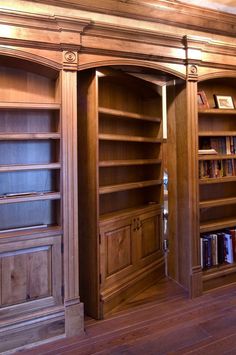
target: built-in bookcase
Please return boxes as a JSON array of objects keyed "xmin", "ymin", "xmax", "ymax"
[
  {"xmin": 78, "ymin": 67, "xmax": 165, "ymax": 319},
  {"xmin": 198, "ymin": 77, "xmax": 236, "ymax": 290},
  {"xmin": 0, "ymin": 64, "xmax": 62, "ymax": 316},
  {"xmin": 0, "ymin": 105, "xmax": 61, "ymax": 232},
  {"xmin": 98, "ymin": 74, "xmax": 163, "ymax": 217}
]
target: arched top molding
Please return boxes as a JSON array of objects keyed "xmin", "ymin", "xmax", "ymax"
[
  {"xmin": 198, "ymin": 70, "xmax": 236, "ymax": 82},
  {"xmin": 78, "ymin": 58, "xmax": 186, "ymax": 81},
  {"xmin": 0, "ymin": 46, "xmax": 61, "ymax": 78}
]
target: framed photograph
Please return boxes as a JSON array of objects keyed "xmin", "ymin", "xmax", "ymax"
[
  {"xmin": 197, "ymin": 91, "xmax": 209, "ymax": 109},
  {"xmin": 214, "ymin": 95, "xmax": 234, "ymax": 109}
]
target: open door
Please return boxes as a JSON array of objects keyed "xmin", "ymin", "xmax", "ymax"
[{"xmin": 78, "ymin": 66, "xmax": 171, "ymax": 319}]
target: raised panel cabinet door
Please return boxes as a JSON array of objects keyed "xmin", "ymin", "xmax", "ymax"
[
  {"xmin": 99, "ymin": 216, "xmax": 135, "ymax": 288},
  {"xmin": 1, "ymin": 246, "xmax": 51, "ymax": 306},
  {"xmin": 138, "ymin": 208, "xmax": 163, "ymax": 263},
  {"xmin": 0, "ymin": 236, "xmax": 62, "ymax": 307}
]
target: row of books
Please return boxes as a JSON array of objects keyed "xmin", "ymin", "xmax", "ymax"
[
  {"xmin": 199, "ymin": 136, "xmax": 236, "ymax": 155},
  {"xmin": 199, "ymin": 159, "xmax": 236, "ymax": 179},
  {"xmin": 200, "ymin": 229, "xmax": 236, "ymax": 269}
]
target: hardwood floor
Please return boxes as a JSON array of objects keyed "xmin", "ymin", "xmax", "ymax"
[{"xmin": 13, "ymin": 278, "xmax": 236, "ymax": 354}]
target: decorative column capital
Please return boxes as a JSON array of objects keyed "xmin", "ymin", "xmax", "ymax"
[{"xmin": 63, "ymin": 50, "xmax": 78, "ymax": 70}]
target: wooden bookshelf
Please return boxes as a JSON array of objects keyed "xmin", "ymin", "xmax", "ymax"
[
  {"xmin": 198, "ymin": 77, "xmax": 236, "ymax": 290},
  {"xmin": 0, "ymin": 63, "xmax": 63, "ymax": 341},
  {"xmin": 78, "ymin": 67, "xmax": 165, "ymax": 319}
]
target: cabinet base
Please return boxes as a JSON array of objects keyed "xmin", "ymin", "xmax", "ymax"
[
  {"xmin": 0, "ymin": 307, "xmax": 65, "ymax": 353},
  {"xmin": 100, "ymin": 258, "xmax": 165, "ymax": 318}
]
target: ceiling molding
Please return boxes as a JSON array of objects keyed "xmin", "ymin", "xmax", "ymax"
[{"xmin": 30, "ymin": 0, "xmax": 236, "ymax": 37}]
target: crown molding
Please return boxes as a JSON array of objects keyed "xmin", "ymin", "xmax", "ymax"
[{"xmin": 30, "ymin": 0, "xmax": 236, "ymax": 37}]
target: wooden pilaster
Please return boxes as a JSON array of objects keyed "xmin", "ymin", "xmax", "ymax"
[
  {"xmin": 61, "ymin": 50, "xmax": 84, "ymax": 336},
  {"xmin": 186, "ymin": 64, "xmax": 202, "ymax": 297}
]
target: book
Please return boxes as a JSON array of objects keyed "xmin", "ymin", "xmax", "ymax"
[
  {"xmin": 224, "ymin": 233, "xmax": 234, "ymax": 263},
  {"xmin": 229, "ymin": 229, "xmax": 236, "ymax": 261}
]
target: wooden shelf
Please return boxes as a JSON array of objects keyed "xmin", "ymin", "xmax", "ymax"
[
  {"xmin": 200, "ymin": 217, "xmax": 236, "ymax": 233},
  {"xmin": 199, "ymin": 176, "xmax": 236, "ymax": 184},
  {"xmin": 99, "ymin": 203, "xmax": 161, "ymax": 224},
  {"xmin": 0, "ymin": 103, "xmax": 60, "ymax": 110},
  {"xmin": 0, "ymin": 192, "xmax": 61, "ymax": 205},
  {"xmin": 198, "ymin": 108, "xmax": 236, "ymax": 115},
  {"xmin": 99, "ymin": 133, "xmax": 162, "ymax": 143},
  {"xmin": 99, "ymin": 159, "xmax": 162, "ymax": 167},
  {"xmin": 199, "ymin": 154, "xmax": 236, "ymax": 160},
  {"xmin": 202, "ymin": 263, "xmax": 236, "ymax": 281},
  {"xmin": 199, "ymin": 196, "xmax": 236, "ymax": 209},
  {"xmin": 0, "ymin": 133, "xmax": 60, "ymax": 140},
  {"xmin": 99, "ymin": 179, "xmax": 162, "ymax": 194},
  {"xmin": 0, "ymin": 163, "xmax": 61, "ymax": 172},
  {"xmin": 99, "ymin": 107, "xmax": 161, "ymax": 123},
  {"xmin": 0, "ymin": 225, "xmax": 62, "ymax": 239},
  {"xmin": 199, "ymin": 131, "xmax": 236, "ymax": 137}
]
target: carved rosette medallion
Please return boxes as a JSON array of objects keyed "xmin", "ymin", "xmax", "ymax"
[
  {"xmin": 63, "ymin": 50, "xmax": 78, "ymax": 70},
  {"xmin": 187, "ymin": 64, "xmax": 198, "ymax": 81}
]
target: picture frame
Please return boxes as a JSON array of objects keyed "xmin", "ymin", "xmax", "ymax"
[
  {"xmin": 197, "ymin": 91, "xmax": 209, "ymax": 109},
  {"xmin": 214, "ymin": 95, "xmax": 234, "ymax": 109}
]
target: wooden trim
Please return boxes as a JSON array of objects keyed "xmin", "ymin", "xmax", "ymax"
[
  {"xmin": 32, "ymin": 0, "xmax": 236, "ymax": 37},
  {"xmin": 61, "ymin": 69, "xmax": 83, "ymax": 336}
]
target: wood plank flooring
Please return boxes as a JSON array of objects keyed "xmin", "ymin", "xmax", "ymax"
[{"xmin": 13, "ymin": 278, "xmax": 236, "ymax": 354}]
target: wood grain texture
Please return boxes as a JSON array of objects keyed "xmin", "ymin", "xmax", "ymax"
[
  {"xmin": 15, "ymin": 280, "xmax": 236, "ymax": 355},
  {"xmin": 61, "ymin": 69, "xmax": 83, "ymax": 336}
]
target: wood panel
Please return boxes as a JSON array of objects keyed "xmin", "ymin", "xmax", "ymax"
[
  {"xmin": 0, "ymin": 235, "xmax": 62, "ymax": 308},
  {"xmin": 1, "ymin": 246, "xmax": 51, "ymax": 306},
  {"xmin": 104, "ymin": 225, "xmax": 132, "ymax": 277},
  {"xmin": 140, "ymin": 212, "xmax": 161, "ymax": 259},
  {"xmin": 0, "ymin": 66, "xmax": 58, "ymax": 103},
  {"xmin": 77, "ymin": 69, "xmax": 100, "ymax": 319}
]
